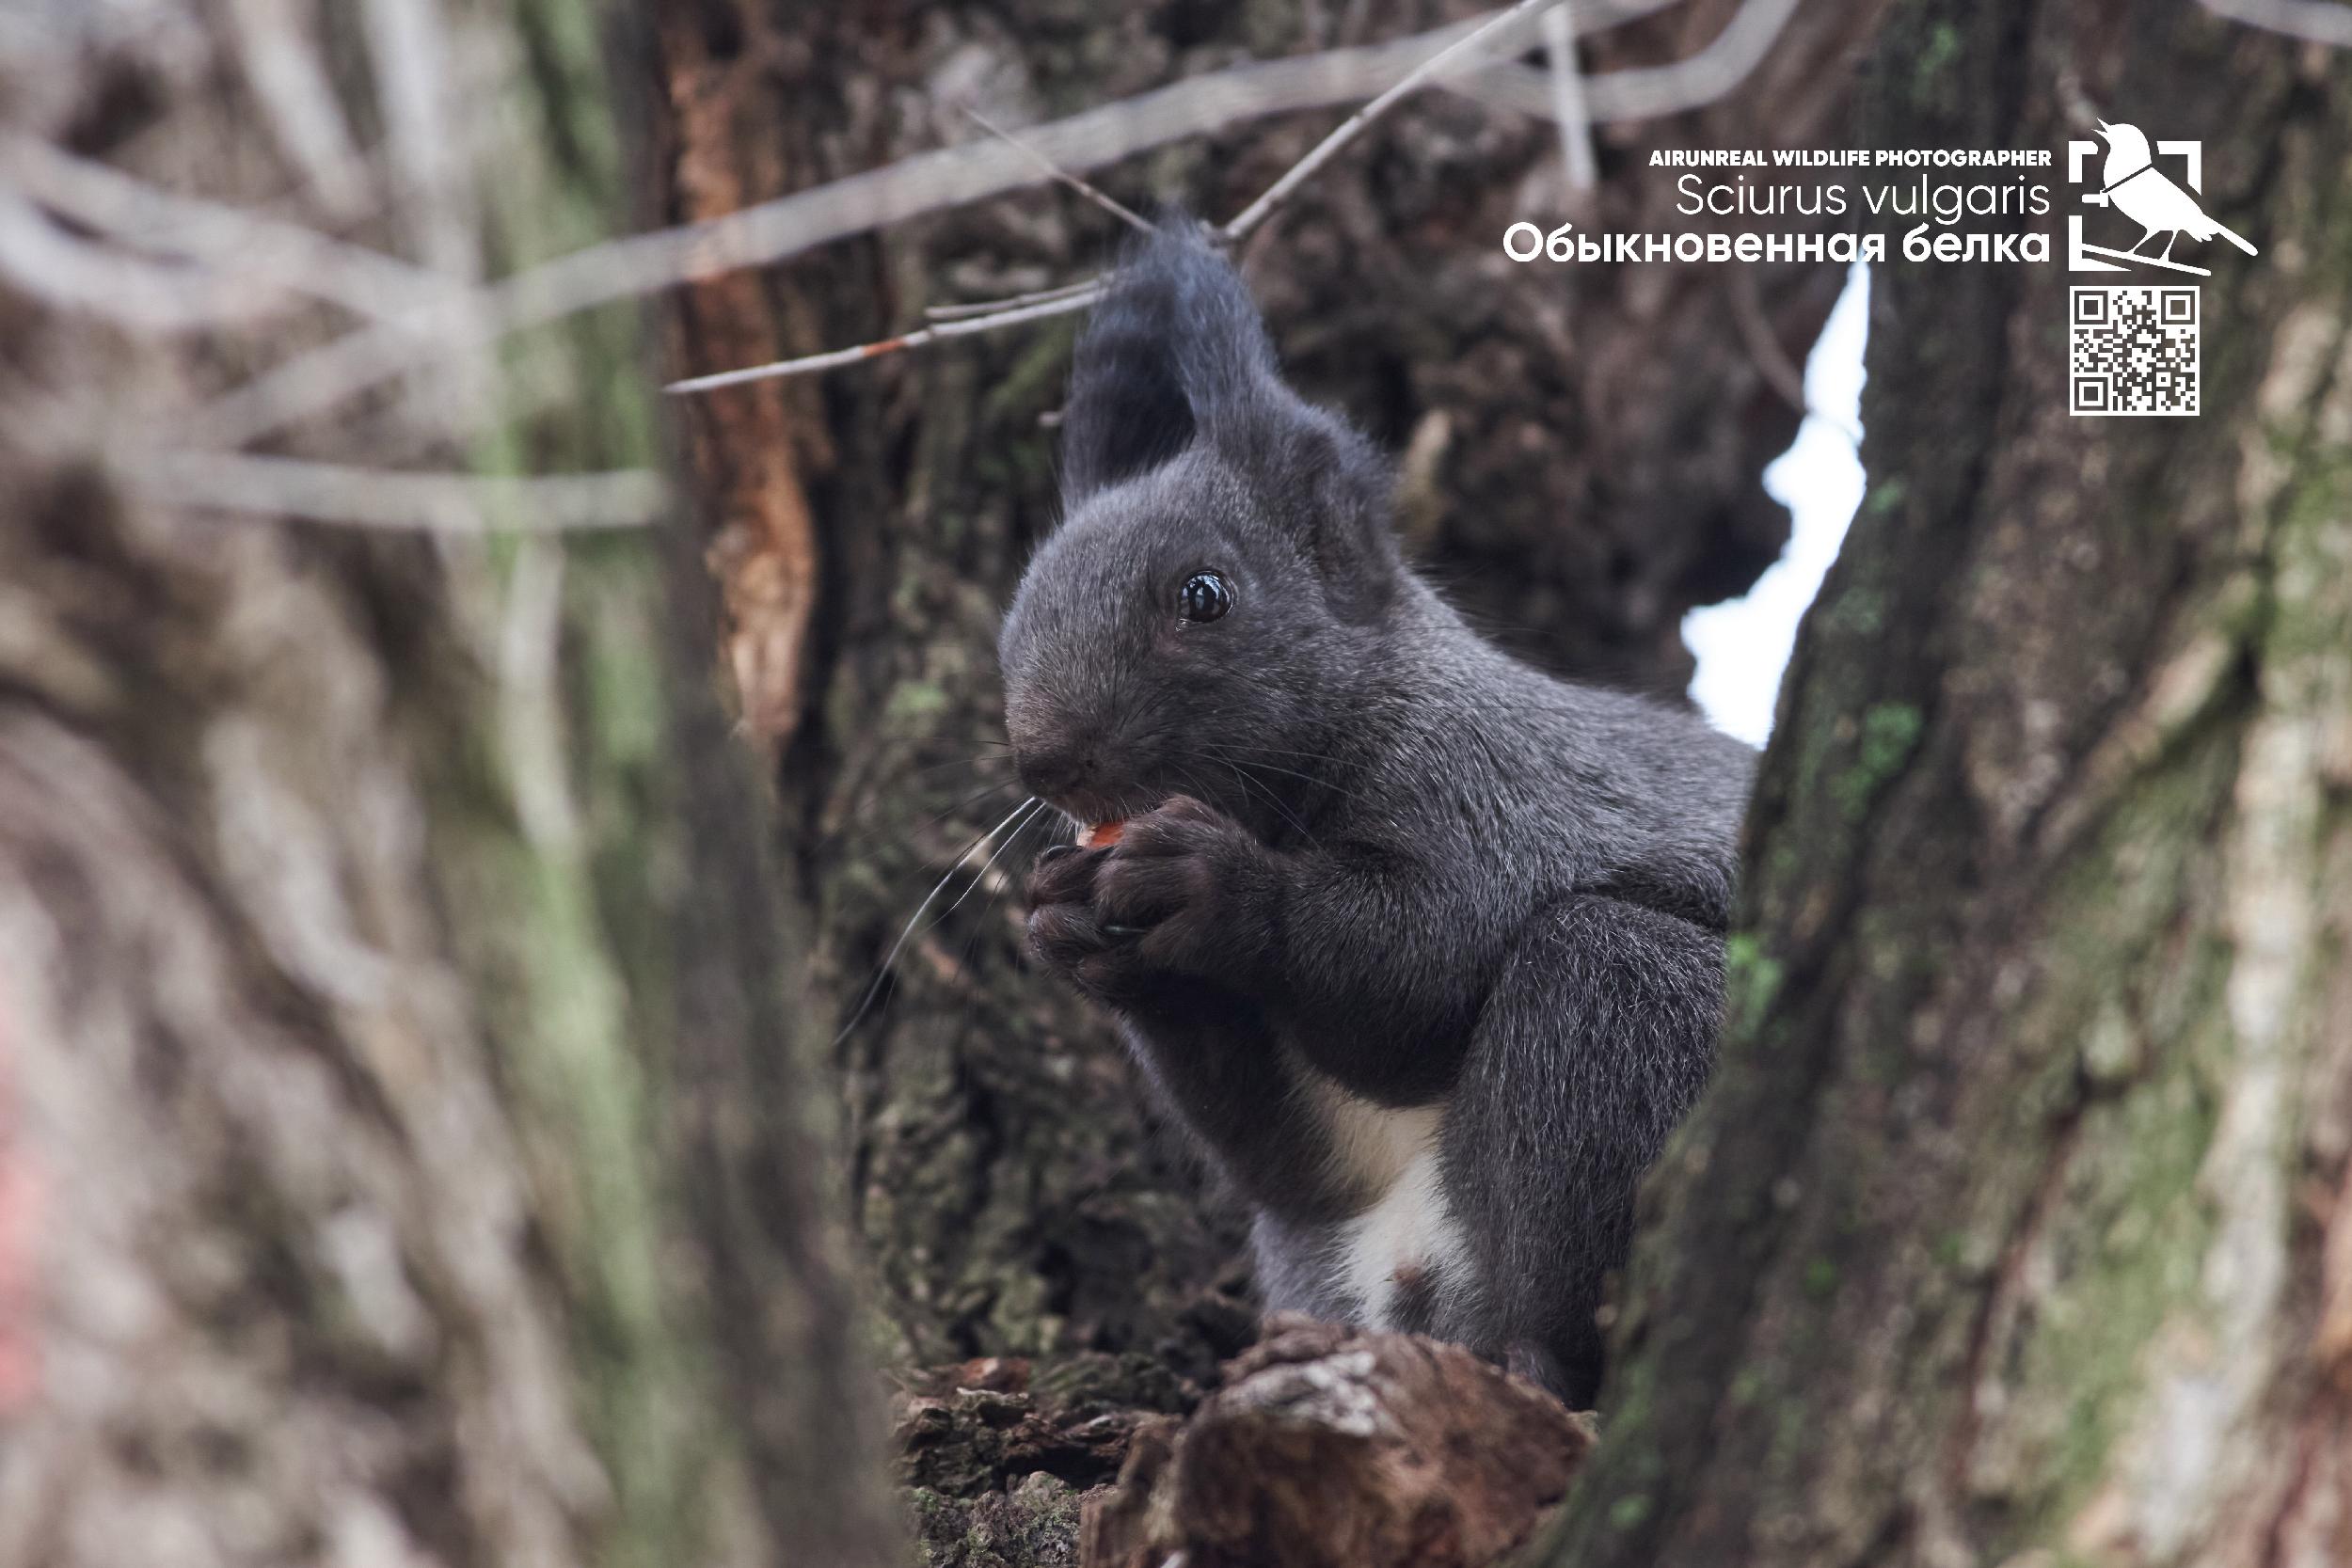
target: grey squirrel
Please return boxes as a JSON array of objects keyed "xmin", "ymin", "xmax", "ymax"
[{"xmin": 999, "ymin": 220, "xmax": 1753, "ymax": 1407}]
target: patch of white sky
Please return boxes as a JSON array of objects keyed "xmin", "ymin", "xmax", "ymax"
[{"xmin": 1684, "ymin": 261, "xmax": 1870, "ymax": 747}]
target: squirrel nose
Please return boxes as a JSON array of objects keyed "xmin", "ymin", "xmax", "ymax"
[{"xmin": 1016, "ymin": 741, "xmax": 1097, "ymax": 802}]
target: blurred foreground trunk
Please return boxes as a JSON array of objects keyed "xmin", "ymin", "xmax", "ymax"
[
  {"xmin": 0, "ymin": 6, "xmax": 897, "ymax": 1565},
  {"xmin": 1546, "ymin": 7, "xmax": 2352, "ymax": 1565}
]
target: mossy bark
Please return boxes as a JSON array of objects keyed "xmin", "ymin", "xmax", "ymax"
[
  {"xmin": 1541, "ymin": 7, "xmax": 2352, "ymax": 1565},
  {"xmin": 0, "ymin": 4, "xmax": 898, "ymax": 1565}
]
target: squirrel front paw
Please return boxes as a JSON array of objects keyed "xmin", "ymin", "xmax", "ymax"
[
  {"xmin": 1023, "ymin": 795, "xmax": 1278, "ymax": 1005},
  {"xmin": 1022, "ymin": 842, "xmax": 1122, "ymax": 1000}
]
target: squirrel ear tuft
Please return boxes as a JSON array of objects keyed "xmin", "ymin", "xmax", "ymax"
[
  {"xmin": 1059, "ymin": 215, "xmax": 1276, "ymax": 503},
  {"xmin": 1057, "ymin": 218, "xmax": 1400, "ymax": 619}
]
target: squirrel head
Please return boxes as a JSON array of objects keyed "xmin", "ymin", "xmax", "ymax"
[{"xmin": 998, "ymin": 218, "xmax": 1404, "ymax": 835}]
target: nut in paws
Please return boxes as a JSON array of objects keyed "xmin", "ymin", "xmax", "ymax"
[{"xmin": 1025, "ymin": 797, "xmax": 1276, "ymax": 998}]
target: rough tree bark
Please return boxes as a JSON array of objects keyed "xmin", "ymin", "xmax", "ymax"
[
  {"xmin": 1544, "ymin": 7, "xmax": 2352, "ymax": 1566},
  {"xmin": 0, "ymin": 6, "xmax": 897, "ymax": 1565},
  {"xmin": 644, "ymin": 0, "xmax": 1885, "ymax": 1418}
]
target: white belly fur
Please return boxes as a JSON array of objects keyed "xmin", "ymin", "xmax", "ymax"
[{"xmin": 1298, "ymin": 1068, "xmax": 1471, "ymax": 1328}]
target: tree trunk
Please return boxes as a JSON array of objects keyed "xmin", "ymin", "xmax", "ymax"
[
  {"xmin": 1544, "ymin": 8, "xmax": 2352, "ymax": 1565},
  {"xmin": 0, "ymin": 6, "xmax": 898, "ymax": 1565},
  {"xmin": 643, "ymin": 0, "xmax": 1884, "ymax": 1385}
]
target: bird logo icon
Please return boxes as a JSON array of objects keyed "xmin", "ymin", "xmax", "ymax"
[{"xmin": 2075, "ymin": 121, "xmax": 2257, "ymax": 274}]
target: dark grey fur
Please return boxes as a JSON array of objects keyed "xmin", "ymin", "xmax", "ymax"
[{"xmin": 1000, "ymin": 221, "xmax": 1752, "ymax": 1406}]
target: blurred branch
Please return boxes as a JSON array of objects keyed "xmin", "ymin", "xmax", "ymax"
[
  {"xmin": 112, "ymin": 451, "xmax": 668, "ymax": 531},
  {"xmin": 0, "ymin": 135, "xmax": 453, "ymax": 323},
  {"xmin": 163, "ymin": 0, "xmax": 1808, "ymax": 420},
  {"xmin": 960, "ymin": 107, "xmax": 1153, "ymax": 236},
  {"xmin": 361, "ymin": 0, "xmax": 477, "ymax": 277},
  {"xmin": 359, "ymin": 0, "xmax": 493, "ymax": 436},
  {"xmin": 221, "ymin": 0, "xmax": 372, "ymax": 219},
  {"xmin": 188, "ymin": 0, "xmax": 1683, "ymax": 440},
  {"xmin": 1540, "ymin": 3, "xmax": 1599, "ymax": 193},
  {"xmin": 2196, "ymin": 0, "xmax": 2352, "ymax": 44},
  {"xmin": 0, "ymin": 196, "xmax": 295, "ymax": 333},
  {"xmin": 1473, "ymin": 0, "xmax": 1804, "ymax": 121},
  {"xmin": 497, "ymin": 538, "xmax": 580, "ymax": 852}
]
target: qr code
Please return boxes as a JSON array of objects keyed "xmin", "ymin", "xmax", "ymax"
[{"xmin": 2071, "ymin": 287, "xmax": 2199, "ymax": 417}]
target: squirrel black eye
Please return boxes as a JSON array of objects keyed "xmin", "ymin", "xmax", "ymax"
[{"xmin": 1178, "ymin": 571, "xmax": 1232, "ymax": 624}]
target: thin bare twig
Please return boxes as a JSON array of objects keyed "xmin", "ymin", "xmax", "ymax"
[
  {"xmin": 2197, "ymin": 0, "xmax": 2352, "ymax": 44},
  {"xmin": 925, "ymin": 277, "xmax": 1104, "ymax": 323},
  {"xmin": 1221, "ymin": 0, "xmax": 1565, "ymax": 242},
  {"xmin": 665, "ymin": 285, "xmax": 1106, "ymax": 393},
  {"xmin": 112, "ymin": 451, "xmax": 669, "ymax": 531},
  {"xmin": 961, "ymin": 108, "xmax": 1153, "ymax": 235}
]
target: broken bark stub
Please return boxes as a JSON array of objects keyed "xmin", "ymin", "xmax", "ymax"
[
  {"xmin": 1082, "ymin": 1317, "xmax": 1597, "ymax": 1568},
  {"xmin": 897, "ymin": 1352, "xmax": 1198, "ymax": 1500}
]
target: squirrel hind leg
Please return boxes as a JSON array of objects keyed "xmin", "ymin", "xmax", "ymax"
[{"xmin": 1440, "ymin": 892, "xmax": 1725, "ymax": 1413}]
